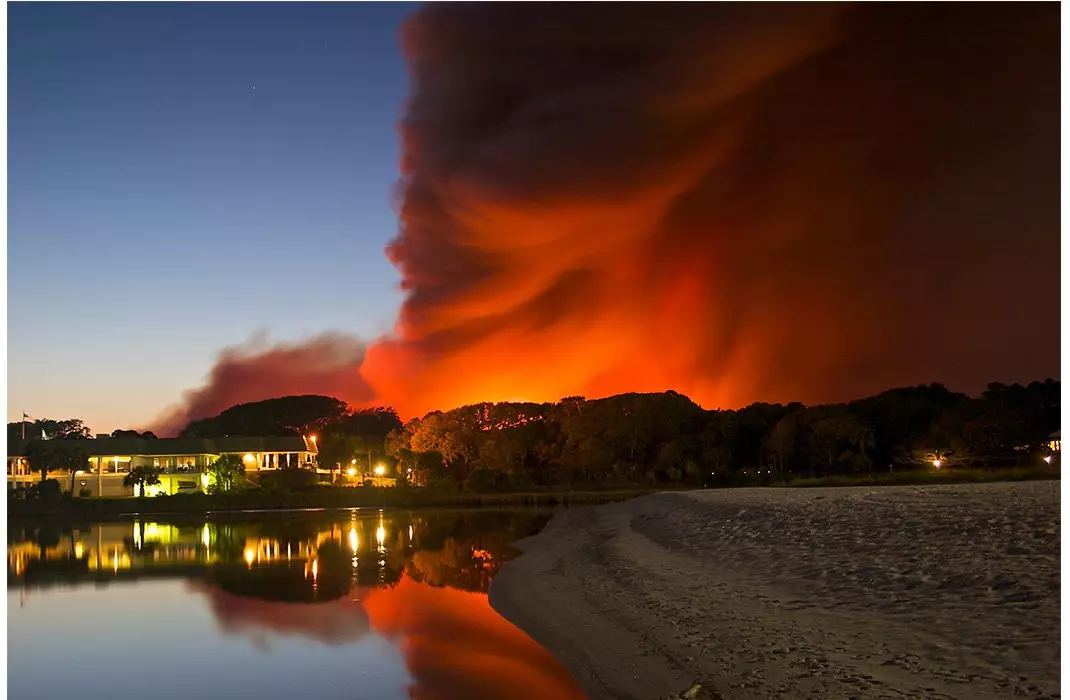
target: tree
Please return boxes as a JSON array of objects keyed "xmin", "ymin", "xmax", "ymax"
[
  {"xmin": 112, "ymin": 429, "xmax": 157, "ymax": 439},
  {"xmin": 123, "ymin": 466, "xmax": 161, "ymax": 498},
  {"xmin": 26, "ymin": 441, "xmax": 61, "ymax": 482},
  {"xmin": 765, "ymin": 412, "xmax": 800, "ymax": 475},
  {"xmin": 335, "ymin": 407, "xmax": 403, "ymax": 446},
  {"xmin": 701, "ymin": 410, "xmax": 738, "ymax": 475},
  {"xmin": 207, "ymin": 455, "xmax": 245, "ymax": 494},
  {"xmin": 180, "ymin": 395, "xmax": 349, "ymax": 438},
  {"xmin": 317, "ymin": 431, "xmax": 367, "ymax": 483},
  {"xmin": 55, "ymin": 443, "xmax": 91, "ymax": 495},
  {"xmin": 9, "ymin": 418, "xmax": 91, "ymax": 444}
]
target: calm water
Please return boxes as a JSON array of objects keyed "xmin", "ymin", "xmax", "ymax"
[{"xmin": 8, "ymin": 509, "xmax": 586, "ymax": 700}]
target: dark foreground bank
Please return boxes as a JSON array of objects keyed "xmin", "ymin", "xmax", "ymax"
[
  {"xmin": 7, "ymin": 486, "xmax": 663, "ymax": 519},
  {"xmin": 9, "ymin": 466, "xmax": 1057, "ymax": 519},
  {"xmin": 489, "ymin": 481, "xmax": 1060, "ymax": 700}
]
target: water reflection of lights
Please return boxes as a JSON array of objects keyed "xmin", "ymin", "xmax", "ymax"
[{"xmin": 9, "ymin": 515, "xmax": 449, "ymax": 590}]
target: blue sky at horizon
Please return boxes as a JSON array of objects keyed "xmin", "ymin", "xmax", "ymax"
[{"xmin": 8, "ymin": 2, "xmax": 417, "ymax": 432}]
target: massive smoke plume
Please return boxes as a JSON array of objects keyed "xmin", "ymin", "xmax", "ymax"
[{"xmin": 155, "ymin": 4, "xmax": 1059, "ymax": 433}]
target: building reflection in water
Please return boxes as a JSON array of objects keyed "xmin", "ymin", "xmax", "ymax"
[{"xmin": 8, "ymin": 509, "xmax": 582, "ymax": 700}]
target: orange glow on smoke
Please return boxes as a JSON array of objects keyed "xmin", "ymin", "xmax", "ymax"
[{"xmin": 151, "ymin": 5, "xmax": 1058, "ymax": 434}]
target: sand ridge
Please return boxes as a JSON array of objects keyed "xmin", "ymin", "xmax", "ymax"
[{"xmin": 488, "ymin": 481, "xmax": 1060, "ymax": 699}]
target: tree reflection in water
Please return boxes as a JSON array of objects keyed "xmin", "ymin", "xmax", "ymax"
[{"xmin": 9, "ymin": 509, "xmax": 580, "ymax": 700}]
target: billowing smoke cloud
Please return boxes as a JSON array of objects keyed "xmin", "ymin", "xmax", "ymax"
[
  {"xmin": 151, "ymin": 333, "xmax": 373, "ymax": 435},
  {"xmin": 160, "ymin": 4, "xmax": 1059, "ymax": 431}
]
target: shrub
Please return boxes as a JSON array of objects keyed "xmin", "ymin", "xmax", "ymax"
[
  {"xmin": 37, "ymin": 479, "xmax": 62, "ymax": 504},
  {"xmin": 259, "ymin": 468, "xmax": 319, "ymax": 493},
  {"xmin": 500, "ymin": 471, "xmax": 536, "ymax": 491},
  {"xmin": 78, "ymin": 487, "xmax": 92, "ymax": 498},
  {"xmin": 465, "ymin": 468, "xmax": 499, "ymax": 493},
  {"xmin": 426, "ymin": 477, "xmax": 458, "ymax": 492}
]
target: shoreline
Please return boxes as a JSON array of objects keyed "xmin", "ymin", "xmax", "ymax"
[
  {"xmin": 6, "ymin": 487, "xmax": 661, "ymax": 520},
  {"xmin": 488, "ymin": 482, "xmax": 1060, "ymax": 700},
  {"xmin": 8, "ymin": 469, "xmax": 1056, "ymax": 520}
]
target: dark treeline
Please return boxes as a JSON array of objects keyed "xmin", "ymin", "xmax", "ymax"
[
  {"xmin": 384, "ymin": 380, "xmax": 1060, "ymax": 489},
  {"xmin": 159, "ymin": 380, "xmax": 1064, "ymax": 488},
  {"xmin": 11, "ymin": 380, "xmax": 1060, "ymax": 494},
  {"xmin": 7, "ymin": 418, "xmax": 91, "ymax": 444},
  {"xmin": 177, "ymin": 395, "xmax": 403, "ymax": 475}
]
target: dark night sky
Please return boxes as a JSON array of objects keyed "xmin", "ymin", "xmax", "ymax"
[{"xmin": 8, "ymin": 2, "xmax": 415, "ymax": 430}]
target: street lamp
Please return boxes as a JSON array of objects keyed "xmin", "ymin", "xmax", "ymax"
[{"xmin": 374, "ymin": 464, "xmax": 386, "ymax": 477}]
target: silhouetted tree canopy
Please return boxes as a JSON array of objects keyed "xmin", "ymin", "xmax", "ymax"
[
  {"xmin": 132, "ymin": 379, "xmax": 1065, "ymax": 489},
  {"xmin": 8, "ymin": 418, "xmax": 91, "ymax": 447},
  {"xmin": 382, "ymin": 379, "xmax": 1060, "ymax": 488},
  {"xmin": 111, "ymin": 429, "xmax": 157, "ymax": 439},
  {"xmin": 179, "ymin": 395, "xmax": 350, "ymax": 438}
]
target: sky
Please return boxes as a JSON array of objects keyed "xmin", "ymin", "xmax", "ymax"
[
  {"xmin": 8, "ymin": 2, "xmax": 415, "ymax": 433},
  {"xmin": 8, "ymin": 4, "xmax": 1059, "ymax": 437}
]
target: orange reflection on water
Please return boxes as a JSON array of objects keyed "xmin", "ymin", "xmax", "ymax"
[{"xmin": 363, "ymin": 576, "xmax": 586, "ymax": 700}]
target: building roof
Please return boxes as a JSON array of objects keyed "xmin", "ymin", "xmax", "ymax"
[{"xmin": 8, "ymin": 436, "xmax": 316, "ymax": 458}]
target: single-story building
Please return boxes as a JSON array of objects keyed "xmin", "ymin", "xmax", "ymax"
[{"xmin": 7, "ymin": 435, "xmax": 318, "ymax": 497}]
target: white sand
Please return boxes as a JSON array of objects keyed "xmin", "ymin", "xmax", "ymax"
[{"xmin": 489, "ymin": 481, "xmax": 1060, "ymax": 699}]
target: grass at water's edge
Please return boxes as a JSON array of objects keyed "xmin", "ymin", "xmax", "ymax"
[
  {"xmin": 8, "ymin": 467, "xmax": 1058, "ymax": 518},
  {"xmin": 7, "ymin": 487, "xmax": 666, "ymax": 519},
  {"xmin": 778, "ymin": 466, "xmax": 1059, "ymax": 488}
]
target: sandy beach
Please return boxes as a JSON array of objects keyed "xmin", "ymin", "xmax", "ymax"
[{"xmin": 488, "ymin": 481, "xmax": 1060, "ymax": 700}]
